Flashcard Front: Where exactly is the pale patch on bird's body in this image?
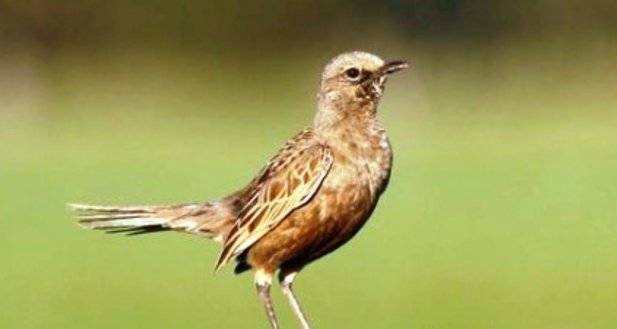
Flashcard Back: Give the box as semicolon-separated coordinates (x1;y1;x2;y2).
323;119;392;198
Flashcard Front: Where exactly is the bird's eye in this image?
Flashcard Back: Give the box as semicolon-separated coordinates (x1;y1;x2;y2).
344;67;361;81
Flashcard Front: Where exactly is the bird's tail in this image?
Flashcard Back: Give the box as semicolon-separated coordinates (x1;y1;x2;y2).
70;202;233;241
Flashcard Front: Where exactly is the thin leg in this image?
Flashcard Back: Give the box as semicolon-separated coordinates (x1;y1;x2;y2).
279;270;311;329
255;270;280;329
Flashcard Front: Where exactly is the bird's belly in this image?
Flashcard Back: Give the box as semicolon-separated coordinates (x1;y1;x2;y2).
246;172;378;272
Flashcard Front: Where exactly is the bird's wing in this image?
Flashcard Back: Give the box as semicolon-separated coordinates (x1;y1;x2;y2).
214;144;334;271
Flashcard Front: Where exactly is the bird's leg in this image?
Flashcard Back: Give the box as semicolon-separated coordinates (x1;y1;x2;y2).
255;270;280;329
279;270;311;329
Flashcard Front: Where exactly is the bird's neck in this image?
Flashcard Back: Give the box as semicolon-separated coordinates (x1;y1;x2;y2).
313;99;378;130
312;102;382;143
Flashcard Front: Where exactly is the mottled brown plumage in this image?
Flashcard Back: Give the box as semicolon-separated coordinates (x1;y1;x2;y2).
71;51;408;329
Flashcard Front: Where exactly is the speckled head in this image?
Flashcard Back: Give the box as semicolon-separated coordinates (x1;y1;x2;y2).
318;51;408;109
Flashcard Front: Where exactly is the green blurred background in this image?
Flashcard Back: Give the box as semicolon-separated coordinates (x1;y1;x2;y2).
1;1;616;328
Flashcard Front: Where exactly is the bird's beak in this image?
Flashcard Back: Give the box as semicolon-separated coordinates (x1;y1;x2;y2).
362;60;409;87
379;60;409;76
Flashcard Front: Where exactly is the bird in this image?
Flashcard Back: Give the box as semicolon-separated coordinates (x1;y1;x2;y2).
70;51;408;329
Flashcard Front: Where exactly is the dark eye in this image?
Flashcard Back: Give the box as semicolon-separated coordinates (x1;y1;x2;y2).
344;67;361;81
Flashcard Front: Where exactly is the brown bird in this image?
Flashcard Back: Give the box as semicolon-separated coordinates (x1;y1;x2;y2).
70;51;408;329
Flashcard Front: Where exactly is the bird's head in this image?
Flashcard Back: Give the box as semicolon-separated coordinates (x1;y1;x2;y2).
318;51;408;113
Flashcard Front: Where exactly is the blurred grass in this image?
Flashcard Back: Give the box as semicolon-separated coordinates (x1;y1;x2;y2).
1;40;617;328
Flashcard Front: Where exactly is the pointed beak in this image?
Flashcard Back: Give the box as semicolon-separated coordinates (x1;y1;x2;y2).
379;60;409;76
361;60;409;87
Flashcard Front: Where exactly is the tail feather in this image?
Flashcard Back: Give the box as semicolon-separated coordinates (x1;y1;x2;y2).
70;203;170;230
105;226;170;236
69;202;234;241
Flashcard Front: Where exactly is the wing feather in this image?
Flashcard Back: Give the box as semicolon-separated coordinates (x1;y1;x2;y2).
214;144;333;271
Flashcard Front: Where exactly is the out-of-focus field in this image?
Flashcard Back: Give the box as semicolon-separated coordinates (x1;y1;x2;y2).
1;41;616;328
